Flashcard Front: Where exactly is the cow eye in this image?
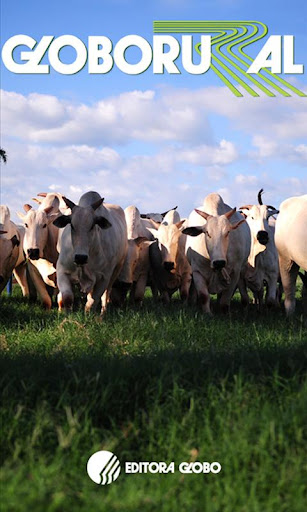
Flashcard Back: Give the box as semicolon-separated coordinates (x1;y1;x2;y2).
25;223;28;228
43;224;47;228
251;216;254;220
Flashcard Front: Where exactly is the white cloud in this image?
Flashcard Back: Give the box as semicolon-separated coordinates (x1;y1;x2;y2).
179;140;238;166
1;85;306;223
1;88;211;146
235;174;258;185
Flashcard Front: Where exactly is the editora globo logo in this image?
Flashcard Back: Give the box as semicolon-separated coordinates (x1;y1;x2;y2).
86;450;222;485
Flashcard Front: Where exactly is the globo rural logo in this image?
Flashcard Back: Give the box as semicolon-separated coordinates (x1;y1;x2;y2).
1;20;306;97
86;450;222;485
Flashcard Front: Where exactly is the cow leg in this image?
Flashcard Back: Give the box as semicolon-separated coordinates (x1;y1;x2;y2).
302;280;307;327
13;263;29;297
180;272;192;304
193;271;211;314
265;274;279;308
133;273;148;306
85;277;109;316
188;279;197;305
84;292;95;313
162;290;170;304
57;272;74;312
219;273;240;314
237;277;249;307
279;256;299;315
27;261;52;309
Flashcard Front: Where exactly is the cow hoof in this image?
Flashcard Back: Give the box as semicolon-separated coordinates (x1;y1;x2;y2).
220;304;230;314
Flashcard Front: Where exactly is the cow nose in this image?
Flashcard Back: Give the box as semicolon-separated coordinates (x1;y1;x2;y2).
164;261;175;272
257;230;269;245
213;259;226;271
27;248;40;260
0;275;4;284
74;254;88;265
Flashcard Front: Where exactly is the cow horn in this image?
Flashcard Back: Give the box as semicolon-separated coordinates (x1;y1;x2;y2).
258;188;264;205
37;192;47;197
195;209;211;220
62;197;76;210
239;205;253;210
32;197;42;204
91;198;104;211
0;230;8;235
267;205;278;212
225;207;236;219
161;205;178;218
23;204;32;212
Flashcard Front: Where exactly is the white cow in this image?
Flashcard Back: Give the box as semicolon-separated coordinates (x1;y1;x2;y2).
54;191;127;315
112;205;155;305
240;189;279;307
275;194;307;315
148;212;192;304
183;193;250;314
17;193;64;308
0;205;29;296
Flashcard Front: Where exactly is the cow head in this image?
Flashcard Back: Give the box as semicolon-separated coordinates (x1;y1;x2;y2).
18;203;58;260
240;191;279;247
53;196;112;266
150;220;185;273
183;208;245;270
140;206;178;223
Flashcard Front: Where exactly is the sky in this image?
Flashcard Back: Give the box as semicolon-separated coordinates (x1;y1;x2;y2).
1;0;306;221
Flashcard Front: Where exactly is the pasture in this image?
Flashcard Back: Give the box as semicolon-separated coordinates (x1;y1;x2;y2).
0;287;306;512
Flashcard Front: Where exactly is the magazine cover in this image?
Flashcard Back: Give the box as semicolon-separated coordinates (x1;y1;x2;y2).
1;1;306;511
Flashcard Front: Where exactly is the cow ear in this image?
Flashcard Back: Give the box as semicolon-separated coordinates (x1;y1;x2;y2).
53;215;71;228
95;216;112;229
182;226;203;237
11;234;20;247
267;208;279;218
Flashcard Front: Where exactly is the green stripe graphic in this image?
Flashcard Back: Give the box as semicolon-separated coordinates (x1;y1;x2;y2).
153;21;306;97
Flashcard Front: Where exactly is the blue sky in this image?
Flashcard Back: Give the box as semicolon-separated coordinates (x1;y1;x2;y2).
1;0;306;219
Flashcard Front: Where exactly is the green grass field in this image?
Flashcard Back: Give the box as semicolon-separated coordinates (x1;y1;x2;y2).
0;288;306;512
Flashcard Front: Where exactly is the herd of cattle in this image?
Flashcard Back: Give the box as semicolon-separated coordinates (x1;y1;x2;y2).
0;189;306;320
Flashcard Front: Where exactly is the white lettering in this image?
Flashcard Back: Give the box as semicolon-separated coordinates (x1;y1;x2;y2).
114;35;152;74
88;36;113;74
247;35;282;73
48;35;87;75
182;35;211;74
153;35;180;74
